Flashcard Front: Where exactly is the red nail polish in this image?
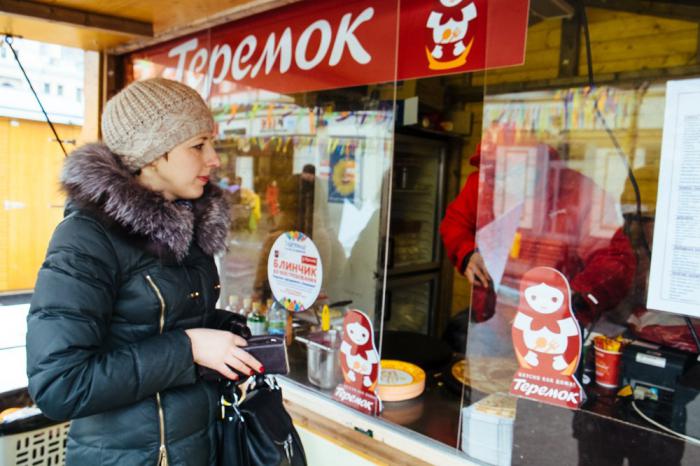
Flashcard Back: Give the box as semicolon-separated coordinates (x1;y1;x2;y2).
249;369;254;376
259;366;265;373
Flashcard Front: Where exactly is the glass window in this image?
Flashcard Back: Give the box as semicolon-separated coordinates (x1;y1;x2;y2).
124;0;401;413
457;6;700;465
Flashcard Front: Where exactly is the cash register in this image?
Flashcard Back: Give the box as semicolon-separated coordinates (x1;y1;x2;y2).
621;340;700;437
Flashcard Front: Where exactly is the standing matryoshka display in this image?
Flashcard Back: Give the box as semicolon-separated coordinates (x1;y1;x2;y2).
510;267;584;409
340;311;380;390
333;309;382;415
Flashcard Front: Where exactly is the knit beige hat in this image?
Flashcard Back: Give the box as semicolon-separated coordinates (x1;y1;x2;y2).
101;78;214;171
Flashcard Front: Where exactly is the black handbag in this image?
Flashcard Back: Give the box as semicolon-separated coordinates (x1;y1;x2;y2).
219;375;306;466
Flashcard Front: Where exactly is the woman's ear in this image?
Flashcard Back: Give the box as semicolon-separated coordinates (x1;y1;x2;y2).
140;162;158;175
145;154;167;173
136;162;161;189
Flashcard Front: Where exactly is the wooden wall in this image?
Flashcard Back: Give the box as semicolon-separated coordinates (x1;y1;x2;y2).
579;9;698;75
0;118;81;292
475;8;699;87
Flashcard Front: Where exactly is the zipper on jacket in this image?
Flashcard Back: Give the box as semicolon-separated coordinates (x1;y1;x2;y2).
146;275;169;466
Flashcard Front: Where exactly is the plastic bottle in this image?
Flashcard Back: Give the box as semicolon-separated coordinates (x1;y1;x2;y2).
225;295;239;313
247;301;267;336
240;297;252;317
267;300;287;336
321;304;330;332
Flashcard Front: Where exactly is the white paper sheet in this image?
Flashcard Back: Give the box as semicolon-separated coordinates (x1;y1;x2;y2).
647;78;700;317
476;203;524;291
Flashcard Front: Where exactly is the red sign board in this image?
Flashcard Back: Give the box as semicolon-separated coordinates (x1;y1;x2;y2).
127;0;529;96
510;267;585;409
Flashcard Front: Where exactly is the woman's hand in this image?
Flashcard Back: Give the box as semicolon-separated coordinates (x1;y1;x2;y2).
465;252;491;288
185;328;263;380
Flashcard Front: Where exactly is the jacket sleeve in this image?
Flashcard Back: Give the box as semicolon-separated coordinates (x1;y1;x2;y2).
440;171;479;273
26;216;197;421
210;308;235;329
567;179;636;327
571;227;636;325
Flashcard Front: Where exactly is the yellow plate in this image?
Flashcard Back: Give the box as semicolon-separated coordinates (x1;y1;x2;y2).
378;360;426;401
379;360;425;386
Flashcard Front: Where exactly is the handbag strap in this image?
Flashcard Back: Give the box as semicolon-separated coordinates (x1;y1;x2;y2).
247;374;279;391
220;382;243;421
219;374;279;420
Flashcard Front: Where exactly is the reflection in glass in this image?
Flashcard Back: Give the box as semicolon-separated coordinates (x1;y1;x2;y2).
210;84;394;321
458;84;688;464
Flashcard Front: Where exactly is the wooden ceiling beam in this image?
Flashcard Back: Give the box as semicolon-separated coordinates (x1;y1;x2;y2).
447;64;700;102
0;0;152;37
584;0;700;22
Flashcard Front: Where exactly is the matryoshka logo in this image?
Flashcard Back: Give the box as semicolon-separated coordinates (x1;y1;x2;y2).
426;0;478;70
509;267;585;409
333;309;383;415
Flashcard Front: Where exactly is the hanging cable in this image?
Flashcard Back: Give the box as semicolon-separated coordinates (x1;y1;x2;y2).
580;3;700;354
2;35;67;157
580;0;700;355
578;3;649;256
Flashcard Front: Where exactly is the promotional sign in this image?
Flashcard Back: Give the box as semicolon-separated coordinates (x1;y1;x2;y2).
328;141;357;203
333;309;382;415
510;267;584;409
127;0;529;95
267;231;323;312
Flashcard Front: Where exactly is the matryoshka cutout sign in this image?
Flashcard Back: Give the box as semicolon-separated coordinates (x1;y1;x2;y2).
509;267;584;409
333;310;382;415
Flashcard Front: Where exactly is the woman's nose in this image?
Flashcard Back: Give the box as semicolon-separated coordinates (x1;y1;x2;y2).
204;145;221;168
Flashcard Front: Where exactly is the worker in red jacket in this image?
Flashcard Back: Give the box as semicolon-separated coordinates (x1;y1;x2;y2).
440;143;636;327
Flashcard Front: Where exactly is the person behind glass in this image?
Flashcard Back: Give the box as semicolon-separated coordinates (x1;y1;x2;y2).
440;143;498;322
440;142;636;327
265;179;281;227
252;164;317;300
296;163;316;236
25;78;262;466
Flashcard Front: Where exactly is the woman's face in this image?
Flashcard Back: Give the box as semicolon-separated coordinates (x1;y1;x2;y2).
142;133;220;200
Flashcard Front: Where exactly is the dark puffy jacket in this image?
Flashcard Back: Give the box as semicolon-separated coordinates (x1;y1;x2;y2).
26;143;231;466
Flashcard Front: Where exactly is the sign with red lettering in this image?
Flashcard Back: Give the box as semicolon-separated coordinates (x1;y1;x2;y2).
127;0;529;95
334;309;382;415
510;267;585;409
267;231;323;312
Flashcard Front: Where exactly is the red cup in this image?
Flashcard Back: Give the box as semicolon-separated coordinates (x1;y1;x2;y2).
594;345;622;388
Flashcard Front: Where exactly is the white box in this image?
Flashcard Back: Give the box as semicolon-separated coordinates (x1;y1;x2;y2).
461;393;516;466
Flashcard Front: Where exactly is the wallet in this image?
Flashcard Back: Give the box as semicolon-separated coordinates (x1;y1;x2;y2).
245;335;289;376
197;315;288;381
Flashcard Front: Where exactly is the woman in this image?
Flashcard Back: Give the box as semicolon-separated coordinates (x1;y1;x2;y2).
26;78;262;466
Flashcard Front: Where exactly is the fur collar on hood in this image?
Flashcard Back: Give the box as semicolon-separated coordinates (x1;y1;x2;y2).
61;143;230;262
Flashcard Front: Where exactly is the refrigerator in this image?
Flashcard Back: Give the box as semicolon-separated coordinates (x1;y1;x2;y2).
378;132;459;337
